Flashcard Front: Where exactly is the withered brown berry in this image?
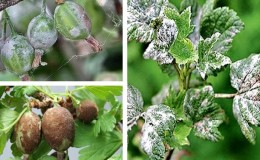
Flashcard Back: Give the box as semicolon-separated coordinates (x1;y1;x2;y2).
76;100;99;124
42;107;75;152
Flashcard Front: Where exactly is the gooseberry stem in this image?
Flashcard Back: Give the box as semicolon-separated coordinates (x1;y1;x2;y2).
1;15;7;40
23;154;29;160
2;10;16;36
57;151;64;160
85;36;102;52
41;0;47;14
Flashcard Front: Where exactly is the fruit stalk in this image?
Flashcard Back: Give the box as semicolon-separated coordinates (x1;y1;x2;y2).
57;152;64;160
2;10;16;35
20;74;31;81
85;36;102;52
23;154;29;160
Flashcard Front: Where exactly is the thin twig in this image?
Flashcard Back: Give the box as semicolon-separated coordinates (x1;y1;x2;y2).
214;93;237;99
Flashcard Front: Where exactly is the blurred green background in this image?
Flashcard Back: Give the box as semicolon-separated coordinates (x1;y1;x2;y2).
128;0;260;159
0;0;122;81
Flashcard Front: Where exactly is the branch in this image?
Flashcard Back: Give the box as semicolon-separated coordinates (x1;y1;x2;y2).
0;0;23;11
214;93;237;99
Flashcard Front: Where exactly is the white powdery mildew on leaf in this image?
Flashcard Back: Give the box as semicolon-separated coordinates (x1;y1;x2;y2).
127;0;168;42
127;84;144;130
143;42;174;64
156;19;178;48
197;33;232;79
143;18;178;64
230;54;260;144
141;123;165;160
201;7;244;54
141;104;176;159
184;86;225;141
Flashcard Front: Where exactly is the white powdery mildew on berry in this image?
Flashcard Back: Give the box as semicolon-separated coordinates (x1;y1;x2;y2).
156;19;178;48
140;104;176;159
127;85;144;130
127;0;168;42
184;85;225;141
143;42;174;64
230;54;260;144
70;27;81;37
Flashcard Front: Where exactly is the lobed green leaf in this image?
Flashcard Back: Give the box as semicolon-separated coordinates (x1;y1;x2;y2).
127;0;168;42
184;86;225;141
127;85;144;130
201;7;244;54
141;104;176;159
196;32;231;79
230;54;260;144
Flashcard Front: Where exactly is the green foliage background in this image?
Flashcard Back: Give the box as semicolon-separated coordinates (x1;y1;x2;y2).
128;0;260;159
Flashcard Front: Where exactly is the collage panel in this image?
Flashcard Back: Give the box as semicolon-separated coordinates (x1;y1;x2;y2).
0;86;123;160
0;0;122;81
127;0;260;160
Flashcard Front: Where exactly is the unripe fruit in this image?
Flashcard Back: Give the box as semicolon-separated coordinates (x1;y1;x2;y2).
77;100;98;123
14;111;41;154
54;1;101;52
42;107;74;152
27;13;58;50
0;35;34;75
54;1;91;40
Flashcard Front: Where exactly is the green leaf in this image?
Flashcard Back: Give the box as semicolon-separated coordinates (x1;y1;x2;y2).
141;104;176;160
165;7;194;38
184;86;225;141
11;86;38;98
0;86;5;98
230;54;260;144
169;38;198;64
197;33;231;79
0;131;7;154
1;94;26;108
201;0;217;17
78;130;122;160
180;0;199;18
38;155;57;160
94;112;116;136
127;0;168;42
127;85;144;130
73;120;95;148
0;109;19;131
29;138;51;160
108;153;122;160
201;7;244;54
85;86;122;101
173;122;192;146
11;142;23;157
